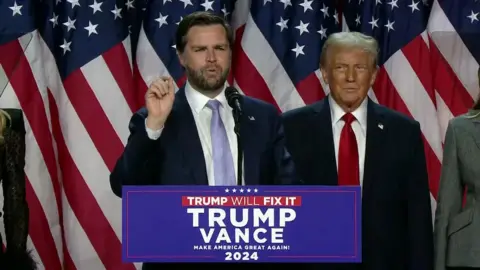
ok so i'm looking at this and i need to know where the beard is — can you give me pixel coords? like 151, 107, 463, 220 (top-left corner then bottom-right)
185, 64, 229, 92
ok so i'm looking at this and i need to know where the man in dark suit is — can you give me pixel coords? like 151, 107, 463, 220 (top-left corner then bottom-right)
282, 32, 433, 270
110, 11, 297, 270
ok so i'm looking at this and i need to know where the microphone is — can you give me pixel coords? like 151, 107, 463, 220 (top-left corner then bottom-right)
225, 86, 243, 186
225, 86, 243, 117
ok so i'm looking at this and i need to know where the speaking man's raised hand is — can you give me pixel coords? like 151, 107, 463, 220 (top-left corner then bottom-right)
145, 76, 175, 130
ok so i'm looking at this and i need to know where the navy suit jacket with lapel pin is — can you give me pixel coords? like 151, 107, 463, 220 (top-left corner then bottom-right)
281, 96, 434, 270
110, 87, 300, 270
110, 86, 300, 197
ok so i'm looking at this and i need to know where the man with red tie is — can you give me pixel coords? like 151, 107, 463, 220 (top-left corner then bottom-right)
281, 31, 433, 270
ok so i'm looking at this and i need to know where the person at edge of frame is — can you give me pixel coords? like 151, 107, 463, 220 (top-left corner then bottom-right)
433, 67, 480, 270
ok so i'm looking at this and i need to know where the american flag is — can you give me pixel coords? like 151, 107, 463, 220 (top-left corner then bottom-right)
0, 0, 477, 268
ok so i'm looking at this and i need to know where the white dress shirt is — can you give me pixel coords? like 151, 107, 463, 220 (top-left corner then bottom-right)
329, 95, 368, 186
145, 81, 244, 186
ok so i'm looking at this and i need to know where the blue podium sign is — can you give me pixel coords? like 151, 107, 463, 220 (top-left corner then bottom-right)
122, 185, 361, 263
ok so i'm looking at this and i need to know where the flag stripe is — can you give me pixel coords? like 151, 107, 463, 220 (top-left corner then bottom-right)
401, 35, 436, 103
47, 88, 133, 270
62, 72, 124, 171
428, 0, 480, 100
81, 56, 132, 145
25, 177, 63, 270
135, 28, 174, 87
39, 34, 130, 268
21, 33, 76, 269
384, 50, 443, 161
102, 41, 137, 112
47, 90, 104, 270
373, 68, 442, 198
295, 73, 326, 105
232, 26, 280, 108
429, 41, 475, 115
133, 62, 149, 106
241, 14, 305, 111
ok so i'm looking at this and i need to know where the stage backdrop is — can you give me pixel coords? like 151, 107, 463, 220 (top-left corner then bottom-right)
0, 0, 477, 269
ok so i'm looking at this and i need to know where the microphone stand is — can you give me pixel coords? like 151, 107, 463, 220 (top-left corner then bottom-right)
233, 108, 242, 186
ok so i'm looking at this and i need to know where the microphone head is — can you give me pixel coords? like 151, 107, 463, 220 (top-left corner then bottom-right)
225, 86, 242, 107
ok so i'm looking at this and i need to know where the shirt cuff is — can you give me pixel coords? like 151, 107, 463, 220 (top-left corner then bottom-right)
145, 119, 163, 140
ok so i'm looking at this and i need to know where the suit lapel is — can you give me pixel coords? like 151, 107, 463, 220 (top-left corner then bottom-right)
362, 100, 386, 197
471, 118, 480, 150
312, 99, 338, 185
239, 103, 260, 185
174, 89, 208, 185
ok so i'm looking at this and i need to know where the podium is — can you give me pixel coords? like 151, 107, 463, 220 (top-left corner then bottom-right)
122, 185, 361, 263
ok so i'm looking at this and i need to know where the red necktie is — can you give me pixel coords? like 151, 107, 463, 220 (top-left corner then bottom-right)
338, 113, 359, 186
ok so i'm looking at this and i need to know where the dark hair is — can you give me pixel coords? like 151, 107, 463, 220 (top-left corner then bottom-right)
175, 11, 234, 53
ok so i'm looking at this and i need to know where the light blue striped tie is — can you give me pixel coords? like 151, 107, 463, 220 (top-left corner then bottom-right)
207, 100, 236, 186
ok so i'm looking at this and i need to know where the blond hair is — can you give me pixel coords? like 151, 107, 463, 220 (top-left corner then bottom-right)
320, 31, 379, 68
0, 110, 11, 144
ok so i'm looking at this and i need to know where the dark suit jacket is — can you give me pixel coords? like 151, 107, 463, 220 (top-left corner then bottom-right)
281, 97, 433, 270
110, 88, 298, 269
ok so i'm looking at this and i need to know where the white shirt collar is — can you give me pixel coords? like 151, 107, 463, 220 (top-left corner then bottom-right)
185, 80, 228, 114
328, 94, 368, 134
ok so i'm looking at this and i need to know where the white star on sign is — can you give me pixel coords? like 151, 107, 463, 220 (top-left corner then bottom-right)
9, 1, 22, 16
